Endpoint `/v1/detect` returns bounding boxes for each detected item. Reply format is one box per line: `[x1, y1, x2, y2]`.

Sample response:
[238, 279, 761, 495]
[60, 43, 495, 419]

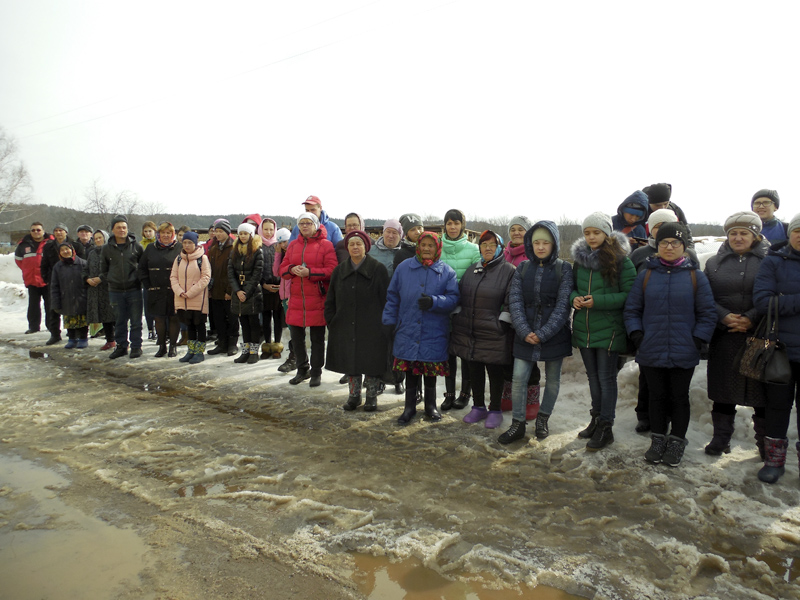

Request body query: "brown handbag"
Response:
[737, 297, 791, 385]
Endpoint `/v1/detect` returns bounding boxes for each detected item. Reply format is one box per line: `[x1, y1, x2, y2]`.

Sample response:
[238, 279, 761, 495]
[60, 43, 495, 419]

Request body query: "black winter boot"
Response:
[535, 413, 550, 439]
[397, 387, 418, 425]
[233, 343, 250, 364]
[452, 391, 470, 410]
[423, 386, 441, 421]
[645, 433, 667, 464]
[662, 435, 688, 467]
[578, 412, 600, 439]
[705, 411, 735, 456]
[440, 392, 456, 411]
[498, 419, 526, 444]
[154, 342, 168, 358]
[278, 351, 297, 373]
[289, 365, 311, 385]
[586, 419, 614, 451]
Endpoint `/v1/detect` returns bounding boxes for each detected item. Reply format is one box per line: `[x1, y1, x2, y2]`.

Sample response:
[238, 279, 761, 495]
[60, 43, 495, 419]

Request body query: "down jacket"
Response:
[441, 234, 481, 282]
[280, 225, 337, 327]
[228, 237, 264, 316]
[382, 257, 459, 363]
[138, 240, 181, 316]
[570, 232, 637, 352]
[50, 256, 88, 316]
[624, 256, 717, 369]
[324, 254, 390, 376]
[449, 253, 515, 365]
[170, 246, 211, 314]
[753, 241, 800, 362]
[509, 221, 574, 363]
[15, 233, 51, 288]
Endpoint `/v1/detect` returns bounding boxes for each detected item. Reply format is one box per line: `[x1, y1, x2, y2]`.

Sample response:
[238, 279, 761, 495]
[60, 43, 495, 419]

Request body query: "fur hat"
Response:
[238, 223, 256, 236]
[752, 189, 780, 210]
[344, 230, 372, 252]
[724, 211, 762, 235]
[275, 228, 291, 243]
[647, 208, 678, 232]
[582, 212, 613, 237]
[655, 222, 689, 248]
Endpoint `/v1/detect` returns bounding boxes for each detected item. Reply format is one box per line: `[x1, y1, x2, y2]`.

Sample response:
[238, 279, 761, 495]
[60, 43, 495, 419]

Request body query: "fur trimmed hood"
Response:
[235, 233, 263, 256]
[570, 230, 631, 270]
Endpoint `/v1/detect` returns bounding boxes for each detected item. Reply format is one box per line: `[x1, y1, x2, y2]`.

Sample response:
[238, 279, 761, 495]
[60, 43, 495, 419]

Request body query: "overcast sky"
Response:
[2, 0, 799, 226]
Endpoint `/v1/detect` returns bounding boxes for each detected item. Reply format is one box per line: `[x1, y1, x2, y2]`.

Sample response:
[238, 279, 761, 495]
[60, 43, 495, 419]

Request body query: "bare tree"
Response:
[82, 179, 140, 227]
[0, 127, 33, 217]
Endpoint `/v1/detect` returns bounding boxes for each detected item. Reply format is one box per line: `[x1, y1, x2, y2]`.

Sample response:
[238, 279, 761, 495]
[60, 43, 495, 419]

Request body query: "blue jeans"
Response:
[579, 347, 619, 423]
[511, 357, 564, 422]
[109, 289, 143, 349]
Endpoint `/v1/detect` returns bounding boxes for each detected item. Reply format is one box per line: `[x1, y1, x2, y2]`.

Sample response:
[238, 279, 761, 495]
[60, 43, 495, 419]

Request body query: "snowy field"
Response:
[0, 252, 798, 600]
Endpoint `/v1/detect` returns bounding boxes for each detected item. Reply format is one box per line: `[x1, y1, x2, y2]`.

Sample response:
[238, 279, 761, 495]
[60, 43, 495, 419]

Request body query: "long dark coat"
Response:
[51, 256, 88, 316]
[324, 255, 390, 377]
[83, 243, 116, 323]
[137, 241, 181, 317]
[704, 240, 769, 407]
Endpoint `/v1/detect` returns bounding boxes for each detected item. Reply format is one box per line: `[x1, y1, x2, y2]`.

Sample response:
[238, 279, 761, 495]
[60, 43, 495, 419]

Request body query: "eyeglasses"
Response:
[753, 200, 773, 208]
[658, 240, 683, 249]
[480, 242, 498, 249]
[30, 228, 42, 232]
[298, 221, 314, 227]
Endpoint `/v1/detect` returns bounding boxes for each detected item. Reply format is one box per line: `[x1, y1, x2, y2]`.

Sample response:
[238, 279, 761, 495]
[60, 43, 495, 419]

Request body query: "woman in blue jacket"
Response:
[752, 214, 800, 484]
[383, 232, 460, 425]
[624, 223, 717, 467]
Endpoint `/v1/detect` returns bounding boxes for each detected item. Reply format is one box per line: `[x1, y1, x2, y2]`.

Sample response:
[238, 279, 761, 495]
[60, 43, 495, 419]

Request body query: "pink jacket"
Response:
[503, 243, 527, 267]
[273, 245, 290, 300]
[170, 246, 211, 313]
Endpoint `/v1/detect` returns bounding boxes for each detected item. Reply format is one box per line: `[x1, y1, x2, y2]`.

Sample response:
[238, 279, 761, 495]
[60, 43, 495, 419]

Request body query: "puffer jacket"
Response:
[50, 256, 88, 316]
[368, 236, 401, 278]
[382, 258, 459, 363]
[392, 239, 416, 273]
[704, 239, 769, 326]
[753, 241, 800, 361]
[570, 231, 637, 352]
[41, 235, 85, 285]
[509, 221, 574, 362]
[15, 233, 52, 287]
[503, 242, 527, 267]
[449, 254, 515, 365]
[289, 209, 343, 247]
[280, 224, 337, 327]
[171, 246, 211, 313]
[228, 236, 264, 316]
[760, 218, 788, 244]
[611, 190, 649, 242]
[138, 240, 181, 316]
[624, 256, 717, 368]
[441, 234, 481, 282]
[100, 233, 144, 292]
[207, 236, 234, 300]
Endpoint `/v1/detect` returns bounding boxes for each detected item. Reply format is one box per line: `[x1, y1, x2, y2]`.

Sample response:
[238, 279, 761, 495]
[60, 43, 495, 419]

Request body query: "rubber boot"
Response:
[247, 342, 259, 364]
[753, 415, 767, 460]
[500, 380, 512, 412]
[343, 376, 362, 410]
[233, 343, 250, 364]
[423, 385, 441, 421]
[586, 419, 614, 451]
[758, 437, 788, 484]
[363, 378, 380, 412]
[260, 342, 273, 360]
[578, 411, 600, 439]
[525, 385, 541, 421]
[705, 411, 735, 456]
[179, 340, 196, 363]
[189, 341, 206, 364]
[397, 387, 418, 425]
[440, 391, 456, 411]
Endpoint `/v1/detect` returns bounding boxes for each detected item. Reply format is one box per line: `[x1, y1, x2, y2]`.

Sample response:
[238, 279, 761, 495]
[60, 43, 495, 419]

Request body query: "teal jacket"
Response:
[569, 232, 636, 352]
[441, 235, 481, 282]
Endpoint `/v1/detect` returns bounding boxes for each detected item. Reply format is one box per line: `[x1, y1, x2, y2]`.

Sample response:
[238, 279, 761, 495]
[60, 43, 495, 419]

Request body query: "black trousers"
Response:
[27, 285, 59, 334]
[641, 366, 695, 439]
[468, 361, 506, 411]
[765, 361, 800, 439]
[290, 325, 325, 376]
[210, 299, 239, 343]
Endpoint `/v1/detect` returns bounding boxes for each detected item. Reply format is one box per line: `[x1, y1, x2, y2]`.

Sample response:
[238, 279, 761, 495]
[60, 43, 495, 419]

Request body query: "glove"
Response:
[418, 294, 433, 311]
[629, 330, 644, 349]
[693, 337, 703, 351]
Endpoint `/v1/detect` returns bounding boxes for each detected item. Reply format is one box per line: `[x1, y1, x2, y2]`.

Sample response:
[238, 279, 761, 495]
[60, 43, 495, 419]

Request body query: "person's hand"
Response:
[237, 291, 247, 302]
[737, 316, 753, 331]
[524, 332, 540, 345]
[180, 292, 188, 298]
[418, 294, 433, 311]
[291, 265, 309, 278]
[87, 277, 100, 287]
[224, 293, 231, 301]
[582, 295, 594, 309]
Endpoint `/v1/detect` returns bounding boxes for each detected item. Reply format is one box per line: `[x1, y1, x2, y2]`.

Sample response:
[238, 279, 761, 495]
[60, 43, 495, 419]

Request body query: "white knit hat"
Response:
[238, 223, 256, 236]
[647, 208, 678, 232]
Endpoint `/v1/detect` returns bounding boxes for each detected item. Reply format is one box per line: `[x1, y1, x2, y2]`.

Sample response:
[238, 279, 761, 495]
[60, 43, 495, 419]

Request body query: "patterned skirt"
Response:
[64, 314, 88, 329]
[393, 358, 449, 376]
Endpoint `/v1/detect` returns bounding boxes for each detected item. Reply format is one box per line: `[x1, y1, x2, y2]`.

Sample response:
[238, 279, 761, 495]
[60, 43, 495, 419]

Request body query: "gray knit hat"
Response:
[53, 222, 69, 234]
[399, 213, 423, 233]
[110, 214, 128, 230]
[788, 213, 800, 234]
[507, 215, 533, 239]
[752, 189, 780, 210]
[582, 212, 613, 237]
[724, 211, 762, 235]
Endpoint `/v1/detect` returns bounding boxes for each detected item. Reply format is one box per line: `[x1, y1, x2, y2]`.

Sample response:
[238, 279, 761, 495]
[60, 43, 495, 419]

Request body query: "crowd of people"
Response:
[13, 187, 800, 484]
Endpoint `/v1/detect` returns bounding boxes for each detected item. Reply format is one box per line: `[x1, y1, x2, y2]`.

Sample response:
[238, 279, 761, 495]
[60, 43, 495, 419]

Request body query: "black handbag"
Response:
[737, 297, 791, 385]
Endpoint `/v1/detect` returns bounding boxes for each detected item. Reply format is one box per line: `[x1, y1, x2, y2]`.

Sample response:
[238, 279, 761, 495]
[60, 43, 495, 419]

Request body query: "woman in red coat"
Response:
[280, 212, 338, 387]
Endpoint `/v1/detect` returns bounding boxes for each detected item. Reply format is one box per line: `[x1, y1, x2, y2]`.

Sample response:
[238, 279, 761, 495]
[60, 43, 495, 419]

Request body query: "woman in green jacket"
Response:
[570, 212, 636, 451]
[440, 208, 482, 411]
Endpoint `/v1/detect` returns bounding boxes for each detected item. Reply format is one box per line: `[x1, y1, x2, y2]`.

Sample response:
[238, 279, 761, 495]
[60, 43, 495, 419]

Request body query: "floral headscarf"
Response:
[479, 230, 504, 266]
[415, 231, 442, 267]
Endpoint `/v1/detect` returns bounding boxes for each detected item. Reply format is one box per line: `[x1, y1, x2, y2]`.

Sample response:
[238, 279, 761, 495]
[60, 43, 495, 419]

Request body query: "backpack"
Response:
[177, 255, 211, 289]
[519, 258, 564, 285]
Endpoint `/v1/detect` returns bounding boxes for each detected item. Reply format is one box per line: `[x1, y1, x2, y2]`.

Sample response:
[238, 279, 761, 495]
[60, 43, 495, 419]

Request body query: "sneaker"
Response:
[484, 411, 503, 429]
[462, 406, 488, 423]
[100, 341, 116, 351]
[129, 347, 143, 359]
[498, 419, 526, 444]
[109, 345, 128, 359]
[645, 433, 668, 464]
[662, 435, 688, 467]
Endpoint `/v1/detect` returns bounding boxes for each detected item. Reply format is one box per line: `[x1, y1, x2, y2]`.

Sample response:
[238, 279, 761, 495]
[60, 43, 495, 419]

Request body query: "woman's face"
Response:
[93, 232, 105, 247]
[262, 222, 275, 239]
[298, 219, 316, 238]
[657, 238, 683, 261]
[348, 237, 365, 261]
[278, 240, 288, 251]
[182, 239, 196, 254]
[345, 217, 361, 233]
[727, 228, 756, 255]
[445, 219, 462, 239]
[479, 237, 497, 262]
[419, 238, 437, 261]
[238, 231, 251, 244]
[790, 229, 800, 252]
[533, 239, 553, 260]
[407, 225, 423, 243]
[59, 245, 73, 259]
[159, 229, 174, 244]
[583, 227, 606, 250]
[509, 224, 526, 246]
[382, 227, 400, 249]
[143, 227, 155, 240]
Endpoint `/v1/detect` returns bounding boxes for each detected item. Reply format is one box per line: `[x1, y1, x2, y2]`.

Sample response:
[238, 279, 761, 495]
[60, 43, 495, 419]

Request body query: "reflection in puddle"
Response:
[350, 553, 584, 600]
[0, 453, 151, 600]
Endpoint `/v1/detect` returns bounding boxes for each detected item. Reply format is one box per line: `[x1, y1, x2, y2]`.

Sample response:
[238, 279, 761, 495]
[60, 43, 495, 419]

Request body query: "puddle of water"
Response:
[176, 483, 246, 497]
[0, 453, 152, 600]
[27, 350, 50, 360]
[350, 553, 584, 600]
[710, 541, 797, 582]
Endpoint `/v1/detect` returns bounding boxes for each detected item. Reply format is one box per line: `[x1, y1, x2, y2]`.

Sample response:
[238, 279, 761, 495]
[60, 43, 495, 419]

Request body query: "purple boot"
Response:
[485, 411, 504, 429]
[463, 406, 488, 423]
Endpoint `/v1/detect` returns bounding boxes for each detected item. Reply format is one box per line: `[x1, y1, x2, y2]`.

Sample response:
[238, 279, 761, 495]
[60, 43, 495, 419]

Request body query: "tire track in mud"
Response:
[1, 340, 798, 600]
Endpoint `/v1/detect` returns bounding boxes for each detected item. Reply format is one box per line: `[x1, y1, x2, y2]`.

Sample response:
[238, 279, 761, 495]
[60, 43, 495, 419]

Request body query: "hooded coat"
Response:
[509, 221, 574, 362]
[753, 240, 800, 362]
[368, 236, 401, 278]
[704, 239, 769, 406]
[382, 239, 460, 363]
[624, 255, 717, 369]
[324, 254, 390, 376]
[449, 244, 516, 365]
[611, 190, 649, 243]
[50, 253, 88, 317]
[138, 238, 181, 316]
[280, 224, 337, 327]
[171, 246, 211, 314]
[41, 235, 85, 285]
[83, 233, 117, 323]
[228, 235, 264, 316]
[570, 231, 637, 352]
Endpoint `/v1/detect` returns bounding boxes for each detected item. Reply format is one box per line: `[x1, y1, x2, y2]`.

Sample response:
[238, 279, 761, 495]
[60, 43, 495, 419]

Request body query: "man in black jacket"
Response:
[100, 215, 144, 359]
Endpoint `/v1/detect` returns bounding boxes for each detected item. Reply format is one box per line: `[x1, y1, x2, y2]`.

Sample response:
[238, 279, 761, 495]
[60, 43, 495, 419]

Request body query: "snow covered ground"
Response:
[0, 253, 798, 600]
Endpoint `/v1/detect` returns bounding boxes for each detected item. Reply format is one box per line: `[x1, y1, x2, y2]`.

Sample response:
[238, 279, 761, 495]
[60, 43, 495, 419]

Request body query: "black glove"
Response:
[418, 294, 433, 311]
[693, 336, 703, 351]
[630, 330, 644, 349]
